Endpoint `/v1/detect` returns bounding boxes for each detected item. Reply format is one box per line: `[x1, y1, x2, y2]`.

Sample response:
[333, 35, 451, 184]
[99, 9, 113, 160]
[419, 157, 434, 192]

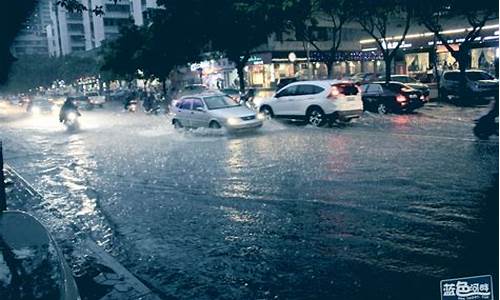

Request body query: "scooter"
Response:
[61, 110, 80, 130]
[473, 98, 498, 140]
[473, 115, 498, 140]
[126, 100, 138, 113]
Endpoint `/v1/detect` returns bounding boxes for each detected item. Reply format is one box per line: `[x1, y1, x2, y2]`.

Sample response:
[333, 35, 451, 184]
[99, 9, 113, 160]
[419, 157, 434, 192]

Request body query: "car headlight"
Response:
[257, 113, 266, 120]
[31, 106, 41, 114]
[67, 112, 77, 121]
[227, 117, 240, 126]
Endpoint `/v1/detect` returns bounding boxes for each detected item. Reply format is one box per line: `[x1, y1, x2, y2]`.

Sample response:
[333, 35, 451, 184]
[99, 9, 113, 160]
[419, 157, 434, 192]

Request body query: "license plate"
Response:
[409, 94, 417, 98]
[346, 96, 356, 101]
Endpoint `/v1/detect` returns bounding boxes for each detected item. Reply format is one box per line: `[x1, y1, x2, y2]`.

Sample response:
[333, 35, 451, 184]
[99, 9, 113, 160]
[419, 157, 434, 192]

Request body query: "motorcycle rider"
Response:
[59, 97, 80, 123]
[474, 95, 498, 139]
[240, 88, 255, 107]
[143, 92, 155, 112]
[124, 92, 137, 111]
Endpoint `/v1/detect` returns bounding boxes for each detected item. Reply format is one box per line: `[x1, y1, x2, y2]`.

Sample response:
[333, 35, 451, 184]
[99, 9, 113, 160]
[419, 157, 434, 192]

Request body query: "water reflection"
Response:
[217, 139, 252, 199]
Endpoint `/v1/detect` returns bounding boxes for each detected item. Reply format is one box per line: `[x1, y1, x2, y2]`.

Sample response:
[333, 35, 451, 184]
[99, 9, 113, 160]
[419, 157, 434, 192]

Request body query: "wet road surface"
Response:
[0, 101, 498, 299]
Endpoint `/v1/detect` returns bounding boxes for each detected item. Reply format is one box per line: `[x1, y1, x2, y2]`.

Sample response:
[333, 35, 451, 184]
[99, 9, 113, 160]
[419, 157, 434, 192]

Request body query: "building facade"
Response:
[15, 0, 159, 58]
[11, 0, 53, 56]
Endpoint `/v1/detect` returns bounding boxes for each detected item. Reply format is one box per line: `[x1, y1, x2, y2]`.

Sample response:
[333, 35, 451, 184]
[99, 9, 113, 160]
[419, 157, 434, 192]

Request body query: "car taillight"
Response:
[329, 86, 340, 99]
[396, 94, 407, 103]
[356, 85, 362, 94]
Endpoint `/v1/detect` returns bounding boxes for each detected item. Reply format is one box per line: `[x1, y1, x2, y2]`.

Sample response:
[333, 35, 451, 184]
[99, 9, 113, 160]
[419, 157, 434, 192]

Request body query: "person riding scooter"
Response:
[59, 97, 81, 123]
[474, 96, 498, 139]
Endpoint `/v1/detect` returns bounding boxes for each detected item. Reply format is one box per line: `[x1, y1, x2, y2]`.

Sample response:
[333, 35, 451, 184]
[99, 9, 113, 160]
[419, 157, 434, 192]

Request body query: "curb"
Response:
[4, 165, 161, 300]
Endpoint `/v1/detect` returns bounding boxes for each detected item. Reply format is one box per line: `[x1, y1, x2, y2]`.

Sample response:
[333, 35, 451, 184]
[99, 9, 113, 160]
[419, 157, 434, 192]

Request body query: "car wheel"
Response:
[377, 103, 388, 114]
[173, 119, 183, 129]
[307, 107, 326, 127]
[259, 106, 273, 119]
[209, 121, 221, 129]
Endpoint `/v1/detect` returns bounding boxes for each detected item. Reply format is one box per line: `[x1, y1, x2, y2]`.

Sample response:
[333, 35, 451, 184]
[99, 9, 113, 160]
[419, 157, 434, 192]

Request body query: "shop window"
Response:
[471, 47, 496, 74]
[405, 53, 429, 74]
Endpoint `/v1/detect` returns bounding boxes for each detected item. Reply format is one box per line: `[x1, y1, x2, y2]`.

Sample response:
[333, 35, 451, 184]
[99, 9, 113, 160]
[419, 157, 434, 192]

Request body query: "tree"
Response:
[208, 0, 291, 92]
[101, 3, 208, 103]
[101, 24, 146, 81]
[414, 0, 498, 98]
[286, 0, 357, 78]
[0, 54, 101, 93]
[356, 0, 412, 83]
[142, 6, 207, 97]
[0, 0, 38, 84]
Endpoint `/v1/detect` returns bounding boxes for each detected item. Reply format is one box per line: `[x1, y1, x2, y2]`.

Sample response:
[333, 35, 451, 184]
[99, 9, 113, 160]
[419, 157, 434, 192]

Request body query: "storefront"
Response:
[244, 50, 382, 89]
[188, 58, 238, 89]
[359, 23, 499, 79]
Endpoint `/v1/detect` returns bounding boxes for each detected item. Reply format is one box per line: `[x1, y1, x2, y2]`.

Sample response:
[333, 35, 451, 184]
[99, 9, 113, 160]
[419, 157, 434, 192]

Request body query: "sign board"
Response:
[441, 275, 494, 300]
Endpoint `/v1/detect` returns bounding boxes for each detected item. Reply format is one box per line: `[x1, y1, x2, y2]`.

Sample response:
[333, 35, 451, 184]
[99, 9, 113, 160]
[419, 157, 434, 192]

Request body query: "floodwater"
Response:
[1, 101, 498, 299]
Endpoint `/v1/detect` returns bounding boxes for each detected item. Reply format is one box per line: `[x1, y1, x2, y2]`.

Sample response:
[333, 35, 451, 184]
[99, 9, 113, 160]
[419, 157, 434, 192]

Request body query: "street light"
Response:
[288, 52, 297, 77]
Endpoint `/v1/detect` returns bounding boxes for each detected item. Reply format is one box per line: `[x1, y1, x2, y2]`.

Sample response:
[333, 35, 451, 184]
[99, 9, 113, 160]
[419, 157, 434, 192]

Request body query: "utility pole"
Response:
[0, 141, 6, 212]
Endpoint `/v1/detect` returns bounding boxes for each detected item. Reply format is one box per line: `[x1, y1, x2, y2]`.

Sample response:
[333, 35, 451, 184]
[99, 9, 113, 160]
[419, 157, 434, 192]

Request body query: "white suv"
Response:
[255, 80, 364, 126]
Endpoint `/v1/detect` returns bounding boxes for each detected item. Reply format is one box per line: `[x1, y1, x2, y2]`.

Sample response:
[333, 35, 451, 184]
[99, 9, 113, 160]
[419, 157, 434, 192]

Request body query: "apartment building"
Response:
[15, 0, 159, 57]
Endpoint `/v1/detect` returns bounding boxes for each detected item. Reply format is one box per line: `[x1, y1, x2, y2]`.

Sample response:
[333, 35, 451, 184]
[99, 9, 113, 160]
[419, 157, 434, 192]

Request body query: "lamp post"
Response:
[288, 52, 297, 77]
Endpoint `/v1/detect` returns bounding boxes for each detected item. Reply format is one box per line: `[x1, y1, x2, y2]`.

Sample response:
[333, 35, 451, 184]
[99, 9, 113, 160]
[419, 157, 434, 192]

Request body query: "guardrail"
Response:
[1, 140, 6, 211]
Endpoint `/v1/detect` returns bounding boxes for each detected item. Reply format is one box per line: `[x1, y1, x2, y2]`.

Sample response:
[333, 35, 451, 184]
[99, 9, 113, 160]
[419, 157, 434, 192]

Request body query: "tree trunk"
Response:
[455, 47, 469, 100]
[162, 78, 167, 97]
[161, 78, 171, 112]
[327, 59, 335, 79]
[384, 56, 392, 84]
[237, 62, 246, 93]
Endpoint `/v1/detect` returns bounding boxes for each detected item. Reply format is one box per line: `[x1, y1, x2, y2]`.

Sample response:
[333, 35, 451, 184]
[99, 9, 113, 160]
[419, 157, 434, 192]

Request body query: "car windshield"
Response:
[204, 95, 239, 110]
[466, 71, 494, 81]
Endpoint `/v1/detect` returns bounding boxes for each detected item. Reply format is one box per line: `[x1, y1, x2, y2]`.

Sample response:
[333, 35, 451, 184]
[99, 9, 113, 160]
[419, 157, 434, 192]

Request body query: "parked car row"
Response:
[170, 78, 433, 131]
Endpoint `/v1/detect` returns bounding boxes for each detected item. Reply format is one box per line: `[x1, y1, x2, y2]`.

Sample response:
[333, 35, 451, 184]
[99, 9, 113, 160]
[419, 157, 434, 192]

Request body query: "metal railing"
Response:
[1, 141, 6, 211]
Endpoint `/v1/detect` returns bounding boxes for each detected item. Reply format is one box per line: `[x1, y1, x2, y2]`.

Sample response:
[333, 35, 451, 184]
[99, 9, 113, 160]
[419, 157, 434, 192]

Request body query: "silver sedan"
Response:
[171, 93, 264, 131]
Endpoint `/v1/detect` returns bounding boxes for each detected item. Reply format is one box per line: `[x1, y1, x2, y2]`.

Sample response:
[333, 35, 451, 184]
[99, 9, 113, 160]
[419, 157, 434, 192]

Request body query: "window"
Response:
[105, 4, 130, 13]
[179, 99, 192, 110]
[295, 84, 324, 96]
[192, 99, 204, 110]
[386, 83, 406, 93]
[466, 71, 494, 81]
[276, 85, 298, 97]
[204, 96, 239, 110]
[444, 72, 460, 81]
[364, 84, 382, 95]
[68, 23, 84, 31]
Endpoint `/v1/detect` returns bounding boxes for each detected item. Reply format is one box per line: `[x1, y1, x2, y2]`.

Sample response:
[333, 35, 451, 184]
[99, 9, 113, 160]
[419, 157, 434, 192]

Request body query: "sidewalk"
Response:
[3, 165, 161, 300]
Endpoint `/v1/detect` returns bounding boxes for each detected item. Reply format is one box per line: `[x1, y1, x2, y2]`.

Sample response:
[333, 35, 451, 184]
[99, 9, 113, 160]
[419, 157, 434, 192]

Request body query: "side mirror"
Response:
[195, 107, 205, 112]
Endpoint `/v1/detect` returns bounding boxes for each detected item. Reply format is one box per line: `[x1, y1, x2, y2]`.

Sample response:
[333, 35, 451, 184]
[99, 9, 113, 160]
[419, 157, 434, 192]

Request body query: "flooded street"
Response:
[0, 102, 498, 300]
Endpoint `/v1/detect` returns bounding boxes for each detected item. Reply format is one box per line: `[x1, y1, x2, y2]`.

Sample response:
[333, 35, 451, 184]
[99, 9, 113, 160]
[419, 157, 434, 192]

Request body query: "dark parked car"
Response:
[361, 81, 425, 114]
[351, 72, 381, 85]
[379, 75, 431, 100]
[221, 88, 241, 102]
[439, 70, 499, 103]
